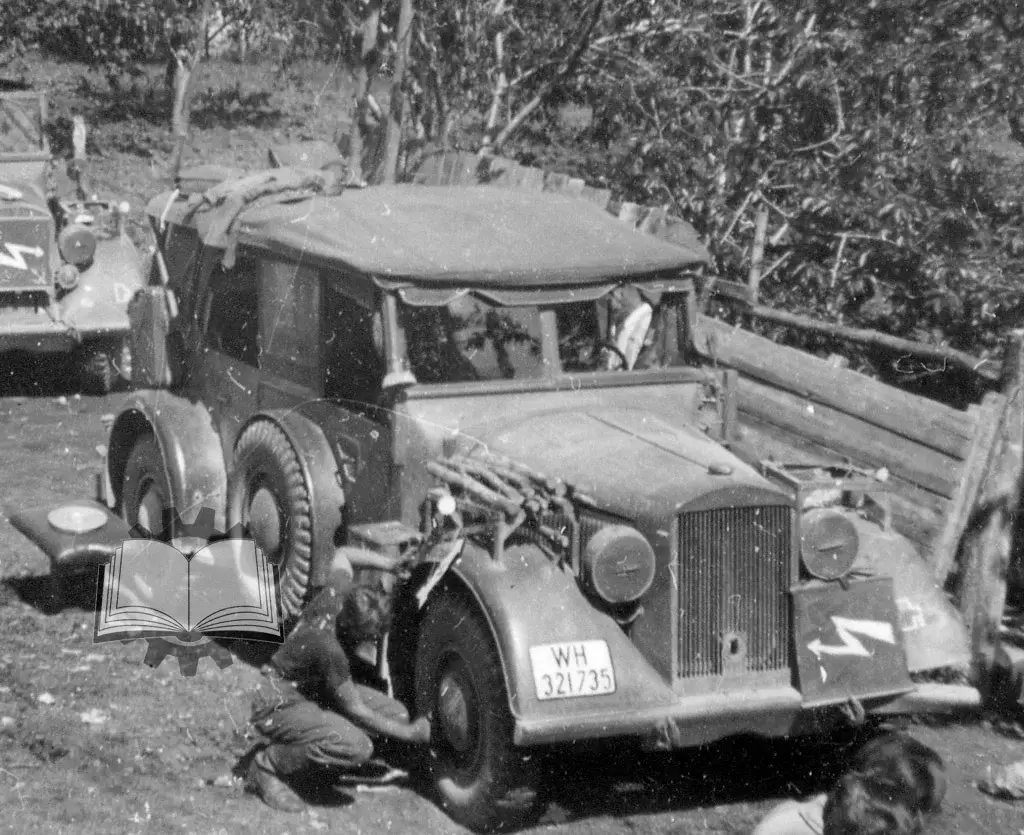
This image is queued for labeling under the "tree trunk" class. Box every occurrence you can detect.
[347,1,382,185]
[168,0,213,180]
[381,0,416,184]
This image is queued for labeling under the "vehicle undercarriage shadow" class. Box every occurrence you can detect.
[530,731,863,826]
[0,351,129,397]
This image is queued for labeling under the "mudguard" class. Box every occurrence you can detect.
[844,512,970,673]
[60,235,144,337]
[244,409,346,590]
[107,390,227,527]
[446,541,680,745]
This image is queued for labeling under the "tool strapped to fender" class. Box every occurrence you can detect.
[424,450,595,564]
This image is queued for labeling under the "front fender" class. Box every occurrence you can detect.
[108,390,227,527]
[60,235,144,336]
[246,409,346,590]
[848,513,969,673]
[448,541,678,746]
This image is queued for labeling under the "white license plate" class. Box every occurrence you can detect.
[529,640,616,700]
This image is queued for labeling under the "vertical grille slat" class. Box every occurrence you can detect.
[677,505,791,679]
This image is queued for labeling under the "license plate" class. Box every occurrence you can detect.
[529,640,616,700]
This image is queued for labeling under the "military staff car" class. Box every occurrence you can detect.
[101,162,974,830]
[0,83,142,392]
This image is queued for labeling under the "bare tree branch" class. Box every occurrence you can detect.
[492,0,605,153]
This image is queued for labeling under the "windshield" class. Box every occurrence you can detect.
[399,287,683,385]
[400,295,546,383]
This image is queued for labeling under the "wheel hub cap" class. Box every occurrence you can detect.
[438,669,474,755]
[248,486,282,562]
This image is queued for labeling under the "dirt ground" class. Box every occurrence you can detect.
[1,54,1023,835]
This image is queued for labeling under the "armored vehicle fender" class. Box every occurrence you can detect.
[435,539,681,745]
[227,410,346,596]
[60,235,143,336]
[107,390,227,528]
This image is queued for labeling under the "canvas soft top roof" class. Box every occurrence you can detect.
[147,174,707,289]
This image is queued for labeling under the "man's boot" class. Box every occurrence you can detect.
[247,748,306,812]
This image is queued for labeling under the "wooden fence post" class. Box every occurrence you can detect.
[932,393,1005,582]
[747,208,769,304]
[959,332,1024,696]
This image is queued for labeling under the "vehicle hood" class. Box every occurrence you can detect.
[453,406,789,520]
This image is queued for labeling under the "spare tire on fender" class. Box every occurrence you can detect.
[227,419,313,619]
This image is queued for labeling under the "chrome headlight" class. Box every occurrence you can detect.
[800,508,859,580]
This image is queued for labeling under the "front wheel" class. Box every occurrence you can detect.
[415,589,541,832]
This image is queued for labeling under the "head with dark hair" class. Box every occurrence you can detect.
[822,732,946,835]
[849,732,946,814]
[823,772,922,835]
[336,583,392,646]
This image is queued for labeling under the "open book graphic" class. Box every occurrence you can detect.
[94,537,284,644]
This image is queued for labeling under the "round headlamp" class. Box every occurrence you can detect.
[58,224,96,268]
[800,508,859,580]
[581,524,656,606]
[54,262,80,291]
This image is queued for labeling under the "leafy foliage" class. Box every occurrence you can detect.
[489,0,1024,367]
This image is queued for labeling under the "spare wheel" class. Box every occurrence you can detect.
[227,419,313,618]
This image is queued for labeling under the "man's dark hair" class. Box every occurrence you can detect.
[336,583,392,645]
[823,772,922,835]
[849,732,946,813]
[822,732,945,835]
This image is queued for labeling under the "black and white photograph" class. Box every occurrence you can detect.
[1,2,1023,834]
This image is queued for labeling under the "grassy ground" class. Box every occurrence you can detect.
[32,54,363,252]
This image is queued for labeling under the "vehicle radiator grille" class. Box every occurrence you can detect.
[677,505,792,678]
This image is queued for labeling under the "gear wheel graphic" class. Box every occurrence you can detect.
[142,635,235,677]
[123,506,253,677]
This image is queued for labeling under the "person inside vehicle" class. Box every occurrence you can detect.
[751,731,946,835]
[246,554,431,812]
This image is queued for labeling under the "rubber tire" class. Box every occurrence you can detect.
[415,589,541,832]
[227,420,313,619]
[121,434,172,536]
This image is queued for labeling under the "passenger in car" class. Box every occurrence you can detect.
[751,731,945,835]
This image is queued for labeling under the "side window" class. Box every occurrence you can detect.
[259,259,320,389]
[323,285,385,419]
[205,255,259,366]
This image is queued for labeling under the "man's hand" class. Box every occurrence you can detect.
[409,716,431,745]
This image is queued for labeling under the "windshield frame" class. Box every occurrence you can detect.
[388,274,698,393]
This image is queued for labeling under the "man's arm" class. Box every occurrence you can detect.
[333,679,431,744]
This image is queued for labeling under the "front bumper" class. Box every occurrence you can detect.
[0,315,128,353]
[513,682,982,749]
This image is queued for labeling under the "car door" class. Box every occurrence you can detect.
[195,251,260,463]
[256,257,321,413]
[320,279,396,524]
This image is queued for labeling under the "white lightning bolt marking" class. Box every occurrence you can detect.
[807,616,896,659]
[0,242,44,271]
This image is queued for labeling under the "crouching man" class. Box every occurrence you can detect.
[247,560,431,812]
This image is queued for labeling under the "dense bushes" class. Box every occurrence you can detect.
[409,0,1024,366]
